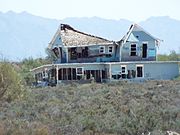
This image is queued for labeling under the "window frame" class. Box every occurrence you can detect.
[108,46,114,54]
[76,67,84,76]
[130,43,137,56]
[99,46,105,54]
[136,65,144,78]
[121,65,127,74]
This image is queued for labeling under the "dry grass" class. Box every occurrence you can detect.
[0,80,180,135]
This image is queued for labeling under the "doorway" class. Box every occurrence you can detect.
[136,65,144,78]
[142,43,147,58]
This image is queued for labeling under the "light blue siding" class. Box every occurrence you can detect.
[132,31,155,41]
[51,35,63,48]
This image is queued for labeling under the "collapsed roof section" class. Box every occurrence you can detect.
[48,24,113,49]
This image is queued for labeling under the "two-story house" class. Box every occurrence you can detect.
[32,24,179,85]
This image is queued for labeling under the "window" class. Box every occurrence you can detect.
[76,67,84,75]
[121,67,126,74]
[70,48,77,60]
[52,47,59,57]
[108,46,114,53]
[121,65,127,78]
[142,43,147,58]
[136,65,144,77]
[99,46,105,54]
[130,44,137,56]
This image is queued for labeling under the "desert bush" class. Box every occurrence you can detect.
[17,57,51,85]
[0,122,5,135]
[0,81,179,134]
[158,50,180,61]
[0,62,24,102]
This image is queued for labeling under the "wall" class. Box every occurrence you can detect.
[144,62,179,79]
[67,44,118,63]
[121,31,157,61]
[32,62,179,85]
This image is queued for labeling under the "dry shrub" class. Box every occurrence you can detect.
[0,62,24,102]
[34,126,50,135]
[0,123,5,135]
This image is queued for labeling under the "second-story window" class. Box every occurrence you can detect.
[108,46,114,53]
[130,44,137,56]
[99,46,105,54]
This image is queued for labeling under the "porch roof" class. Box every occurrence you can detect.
[31,61,179,73]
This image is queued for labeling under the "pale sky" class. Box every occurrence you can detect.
[0,0,180,22]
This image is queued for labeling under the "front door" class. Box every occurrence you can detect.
[142,43,147,58]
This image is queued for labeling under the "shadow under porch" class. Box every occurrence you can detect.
[49,67,109,84]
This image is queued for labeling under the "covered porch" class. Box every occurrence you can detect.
[31,63,110,85]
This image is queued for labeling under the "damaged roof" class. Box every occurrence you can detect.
[49,24,113,48]
[121,23,161,44]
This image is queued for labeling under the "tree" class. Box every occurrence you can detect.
[158,50,180,61]
[20,57,51,85]
[0,62,24,102]
[168,50,180,61]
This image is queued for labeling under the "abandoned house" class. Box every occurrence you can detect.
[31,23,179,85]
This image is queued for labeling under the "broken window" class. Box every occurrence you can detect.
[127,70,136,79]
[70,48,77,60]
[82,47,89,58]
[99,46,105,54]
[76,67,84,76]
[130,44,137,56]
[121,65,127,79]
[136,65,143,77]
[108,46,114,53]
[121,66,127,74]
[52,47,59,57]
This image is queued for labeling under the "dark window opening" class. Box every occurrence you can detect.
[137,66,143,77]
[72,68,76,80]
[70,47,89,60]
[70,48,77,60]
[76,67,84,75]
[142,43,147,58]
[112,74,121,79]
[82,47,89,58]
[130,44,136,56]
[127,70,136,79]
[121,66,127,79]
[52,47,59,57]
[99,46,105,54]
[108,46,113,53]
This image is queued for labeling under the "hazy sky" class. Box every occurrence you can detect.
[0,0,180,21]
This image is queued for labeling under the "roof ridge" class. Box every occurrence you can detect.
[60,24,111,42]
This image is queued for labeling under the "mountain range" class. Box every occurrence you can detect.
[0,11,180,60]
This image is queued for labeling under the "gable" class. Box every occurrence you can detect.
[131,31,155,41]
[127,33,139,42]
[51,35,63,48]
[122,24,159,44]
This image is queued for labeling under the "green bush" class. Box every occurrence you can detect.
[20,57,50,85]
[0,62,24,102]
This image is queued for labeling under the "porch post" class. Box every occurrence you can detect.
[56,65,58,85]
[100,70,102,82]
[109,64,112,80]
[66,48,69,63]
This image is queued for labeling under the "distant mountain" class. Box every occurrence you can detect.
[140,16,180,54]
[0,11,179,60]
[0,11,59,60]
